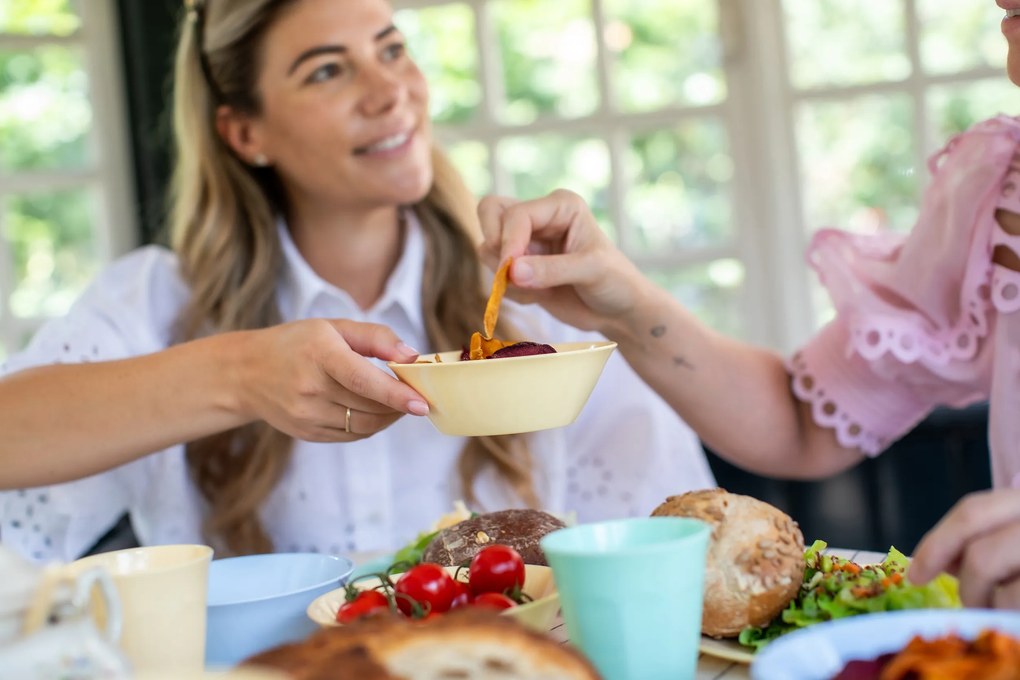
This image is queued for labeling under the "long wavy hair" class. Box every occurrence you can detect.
[170,0,536,556]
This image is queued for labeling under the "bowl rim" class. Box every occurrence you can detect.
[208,553,354,607]
[387,340,617,370]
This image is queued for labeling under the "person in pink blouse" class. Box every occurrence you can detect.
[478,1,1020,610]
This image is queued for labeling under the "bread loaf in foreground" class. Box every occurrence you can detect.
[244,607,600,680]
[652,488,805,638]
[421,509,566,566]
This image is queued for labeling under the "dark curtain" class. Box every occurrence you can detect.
[116,0,181,245]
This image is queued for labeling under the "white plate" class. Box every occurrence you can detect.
[699,635,755,664]
[307,564,560,633]
[750,608,1020,680]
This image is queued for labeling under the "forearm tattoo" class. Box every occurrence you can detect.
[648,325,694,370]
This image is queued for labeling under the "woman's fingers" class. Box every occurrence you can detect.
[510,251,605,290]
[910,489,1020,585]
[325,319,419,363]
[478,189,600,266]
[955,520,1020,608]
[993,574,1020,610]
[317,319,428,417]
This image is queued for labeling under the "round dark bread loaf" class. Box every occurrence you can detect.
[651,488,805,638]
[421,509,566,566]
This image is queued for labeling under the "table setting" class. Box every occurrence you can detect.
[2,271,1015,679]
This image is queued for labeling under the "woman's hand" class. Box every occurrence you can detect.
[477,190,652,334]
[909,488,1020,609]
[232,318,429,442]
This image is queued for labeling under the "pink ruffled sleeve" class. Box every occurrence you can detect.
[788,115,1020,487]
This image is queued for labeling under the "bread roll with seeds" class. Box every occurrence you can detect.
[651,488,805,638]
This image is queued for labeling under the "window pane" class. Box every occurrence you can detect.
[647,260,746,337]
[796,95,918,238]
[445,139,491,196]
[928,79,1020,143]
[497,134,612,237]
[4,188,100,318]
[492,0,599,124]
[603,0,725,112]
[918,0,1007,74]
[626,120,733,253]
[783,0,909,89]
[0,46,92,172]
[396,4,480,125]
[0,0,80,37]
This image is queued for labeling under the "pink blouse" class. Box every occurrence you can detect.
[788,115,1020,489]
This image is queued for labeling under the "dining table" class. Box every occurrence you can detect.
[544,547,888,680]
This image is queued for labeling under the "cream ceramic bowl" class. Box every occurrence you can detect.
[307,564,560,634]
[389,340,617,436]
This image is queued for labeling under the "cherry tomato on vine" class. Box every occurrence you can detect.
[335,589,389,623]
[472,592,517,611]
[449,579,472,609]
[468,544,526,596]
[394,563,458,616]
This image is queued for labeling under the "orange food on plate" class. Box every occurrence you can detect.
[879,629,1020,680]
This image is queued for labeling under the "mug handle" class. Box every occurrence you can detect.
[20,562,66,637]
[71,567,122,644]
[20,564,122,644]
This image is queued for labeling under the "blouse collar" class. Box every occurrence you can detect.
[276,209,425,331]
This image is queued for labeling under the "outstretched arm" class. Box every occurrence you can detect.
[0,318,427,489]
[477,190,862,479]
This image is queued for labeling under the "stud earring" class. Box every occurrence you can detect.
[252,153,269,167]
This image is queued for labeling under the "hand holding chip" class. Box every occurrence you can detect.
[477,189,655,335]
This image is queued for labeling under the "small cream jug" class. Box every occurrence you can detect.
[0,544,131,678]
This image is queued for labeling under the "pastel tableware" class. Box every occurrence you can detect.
[69,544,213,673]
[540,516,710,680]
[307,564,560,633]
[750,608,1020,680]
[388,340,616,436]
[0,544,130,678]
[205,552,354,668]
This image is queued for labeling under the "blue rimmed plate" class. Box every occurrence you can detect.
[750,608,1020,680]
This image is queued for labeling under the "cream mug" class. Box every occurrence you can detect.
[69,544,214,672]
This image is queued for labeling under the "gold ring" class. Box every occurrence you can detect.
[345,406,352,434]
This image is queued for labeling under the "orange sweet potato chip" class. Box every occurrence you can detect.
[483,258,512,341]
[469,332,510,361]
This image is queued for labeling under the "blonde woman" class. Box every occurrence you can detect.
[0,0,714,562]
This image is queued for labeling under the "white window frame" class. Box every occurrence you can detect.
[393,0,1009,353]
[0,0,137,354]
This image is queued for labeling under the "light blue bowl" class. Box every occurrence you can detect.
[205,552,354,668]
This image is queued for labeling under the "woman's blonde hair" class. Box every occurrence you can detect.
[170,0,536,555]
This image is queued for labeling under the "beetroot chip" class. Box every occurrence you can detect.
[488,341,556,359]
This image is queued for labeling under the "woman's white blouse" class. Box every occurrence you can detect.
[0,217,715,563]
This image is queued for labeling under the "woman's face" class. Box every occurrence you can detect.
[251,0,432,210]
[1000,1,1020,85]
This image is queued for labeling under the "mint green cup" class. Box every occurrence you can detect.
[540,516,710,680]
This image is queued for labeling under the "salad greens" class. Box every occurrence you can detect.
[391,528,440,567]
[391,503,479,567]
[737,540,961,651]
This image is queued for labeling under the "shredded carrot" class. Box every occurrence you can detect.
[880,629,1020,680]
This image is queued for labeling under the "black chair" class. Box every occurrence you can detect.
[704,402,991,554]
